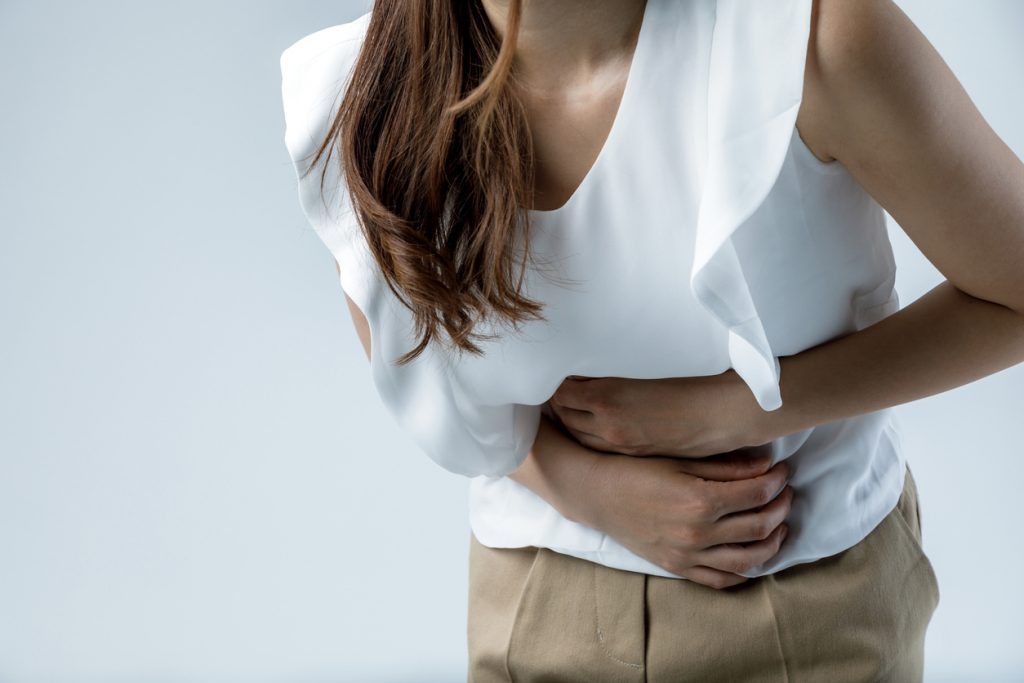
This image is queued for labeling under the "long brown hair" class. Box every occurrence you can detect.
[303,0,552,366]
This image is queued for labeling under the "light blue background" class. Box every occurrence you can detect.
[1,1,1021,681]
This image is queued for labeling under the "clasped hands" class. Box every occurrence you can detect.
[545,370,795,589]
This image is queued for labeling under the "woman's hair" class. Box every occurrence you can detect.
[303,0,552,366]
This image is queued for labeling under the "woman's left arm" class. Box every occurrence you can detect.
[548,0,1024,456]
[766,0,1024,437]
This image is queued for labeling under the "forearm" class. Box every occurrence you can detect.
[508,410,604,526]
[766,280,1024,438]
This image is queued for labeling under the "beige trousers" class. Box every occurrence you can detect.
[467,464,940,682]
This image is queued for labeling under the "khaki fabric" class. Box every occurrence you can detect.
[467,464,939,682]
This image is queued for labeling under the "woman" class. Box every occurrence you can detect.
[280,0,1024,679]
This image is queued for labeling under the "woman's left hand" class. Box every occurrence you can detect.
[547,371,774,458]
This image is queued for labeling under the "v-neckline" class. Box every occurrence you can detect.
[525,0,654,219]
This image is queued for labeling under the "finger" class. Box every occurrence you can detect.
[551,402,599,435]
[550,377,596,411]
[572,429,626,455]
[696,523,789,575]
[551,402,635,454]
[677,565,751,590]
[672,451,775,482]
[706,442,774,460]
[706,485,794,545]
[703,461,790,518]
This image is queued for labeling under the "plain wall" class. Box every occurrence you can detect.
[0,1,1021,681]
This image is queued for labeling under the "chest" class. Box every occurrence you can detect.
[433,1,897,408]
[446,135,895,409]
[519,67,632,214]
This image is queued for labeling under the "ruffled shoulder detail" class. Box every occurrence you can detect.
[280,13,372,171]
[280,14,541,478]
[280,12,376,305]
[690,0,814,411]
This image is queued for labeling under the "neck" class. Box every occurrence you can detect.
[479,0,647,92]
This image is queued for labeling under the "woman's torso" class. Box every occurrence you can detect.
[461,0,907,578]
[281,0,908,579]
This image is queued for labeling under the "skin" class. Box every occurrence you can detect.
[479,0,647,212]
[336,0,1024,588]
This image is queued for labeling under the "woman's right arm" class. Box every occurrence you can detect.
[509,410,794,589]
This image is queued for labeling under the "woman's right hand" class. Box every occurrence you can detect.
[577,450,794,589]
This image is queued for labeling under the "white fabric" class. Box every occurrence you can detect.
[280,0,908,579]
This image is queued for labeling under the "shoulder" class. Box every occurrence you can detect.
[280,11,372,163]
[279,11,371,77]
[808,0,919,94]
[799,0,1024,314]
[799,0,940,163]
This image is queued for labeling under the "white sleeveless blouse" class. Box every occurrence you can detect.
[280,0,908,579]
